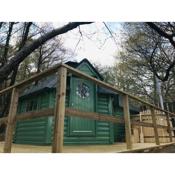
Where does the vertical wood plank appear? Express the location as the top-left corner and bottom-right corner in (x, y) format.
(123, 94), (132, 149)
(150, 107), (160, 145)
(52, 66), (67, 153)
(165, 112), (173, 142)
(166, 104), (173, 142)
(139, 112), (144, 143)
(3, 88), (19, 153)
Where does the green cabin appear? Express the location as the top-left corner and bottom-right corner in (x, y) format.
(14, 59), (138, 145)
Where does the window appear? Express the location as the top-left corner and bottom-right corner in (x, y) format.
(26, 99), (37, 112)
(76, 82), (90, 99)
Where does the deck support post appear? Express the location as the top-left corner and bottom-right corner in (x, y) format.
(165, 112), (173, 142)
(123, 94), (132, 150)
(3, 88), (19, 153)
(52, 66), (67, 153)
(150, 107), (160, 145)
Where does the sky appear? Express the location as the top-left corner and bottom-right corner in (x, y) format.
(53, 22), (122, 66)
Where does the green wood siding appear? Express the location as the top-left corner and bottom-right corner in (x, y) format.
(69, 77), (96, 137)
(14, 91), (52, 145)
(14, 93), (114, 145)
(113, 100), (139, 142)
(62, 94), (113, 145)
(78, 63), (96, 77)
(113, 107), (125, 142)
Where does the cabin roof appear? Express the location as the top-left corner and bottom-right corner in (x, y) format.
(66, 58), (104, 80)
(20, 76), (116, 97)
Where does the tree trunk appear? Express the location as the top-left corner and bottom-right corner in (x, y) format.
(10, 22), (33, 86)
(1, 22), (14, 67)
(153, 73), (158, 105)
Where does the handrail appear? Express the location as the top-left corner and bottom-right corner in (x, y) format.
(62, 63), (175, 117)
(0, 107), (169, 129)
(0, 63), (174, 117)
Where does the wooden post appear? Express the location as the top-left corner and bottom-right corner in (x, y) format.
(165, 104), (173, 142)
(52, 66), (67, 153)
(123, 94), (132, 150)
(165, 112), (173, 142)
(139, 112), (144, 143)
(3, 88), (19, 153)
(150, 107), (160, 145)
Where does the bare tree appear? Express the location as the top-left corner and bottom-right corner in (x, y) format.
(117, 23), (175, 106)
(0, 22), (92, 84)
(146, 22), (175, 81)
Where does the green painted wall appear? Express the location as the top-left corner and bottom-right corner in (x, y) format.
(113, 107), (125, 142)
(14, 91), (52, 145)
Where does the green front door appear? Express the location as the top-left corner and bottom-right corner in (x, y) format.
(69, 77), (95, 136)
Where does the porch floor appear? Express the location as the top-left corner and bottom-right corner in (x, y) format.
(0, 142), (169, 153)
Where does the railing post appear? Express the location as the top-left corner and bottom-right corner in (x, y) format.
(150, 107), (160, 145)
(165, 112), (173, 142)
(52, 66), (67, 153)
(3, 88), (19, 153)
(123, 94), (132, 150)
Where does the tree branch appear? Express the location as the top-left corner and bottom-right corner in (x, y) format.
(0, 22), (92, 84)
(146, 22), (175, 49)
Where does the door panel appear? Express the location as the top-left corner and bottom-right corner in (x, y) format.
(69, 78), (95, 136)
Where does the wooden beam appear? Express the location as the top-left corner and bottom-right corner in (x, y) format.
(0, 108), (169, 129)
(131, 113), (166, 117)
(3, 88), (19, 153)
(144, 136), (174, 138)
(123, 95), (132, 150)
(65, 108), (166, 128)
(65, 108), (124, 124)
(0, 108), (54, 125)
(52, 67), (67, 153)
(165, 112), (173, 142)
(16, 108), (54, 121)
(131, 121), (168, 129)
(150, 107), (160, 145)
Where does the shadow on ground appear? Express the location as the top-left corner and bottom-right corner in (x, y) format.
(132, 145), (175, 153)
(148, 145), (175, 153)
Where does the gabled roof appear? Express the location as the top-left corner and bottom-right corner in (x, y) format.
(66, 58), (103, 80)
(20, 58), (104, 97)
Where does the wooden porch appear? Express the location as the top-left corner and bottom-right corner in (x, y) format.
(0, 142), (171, 153)
(0, 63), (175, 153)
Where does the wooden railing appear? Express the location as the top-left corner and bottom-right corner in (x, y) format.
(0, 63), (175, 153)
